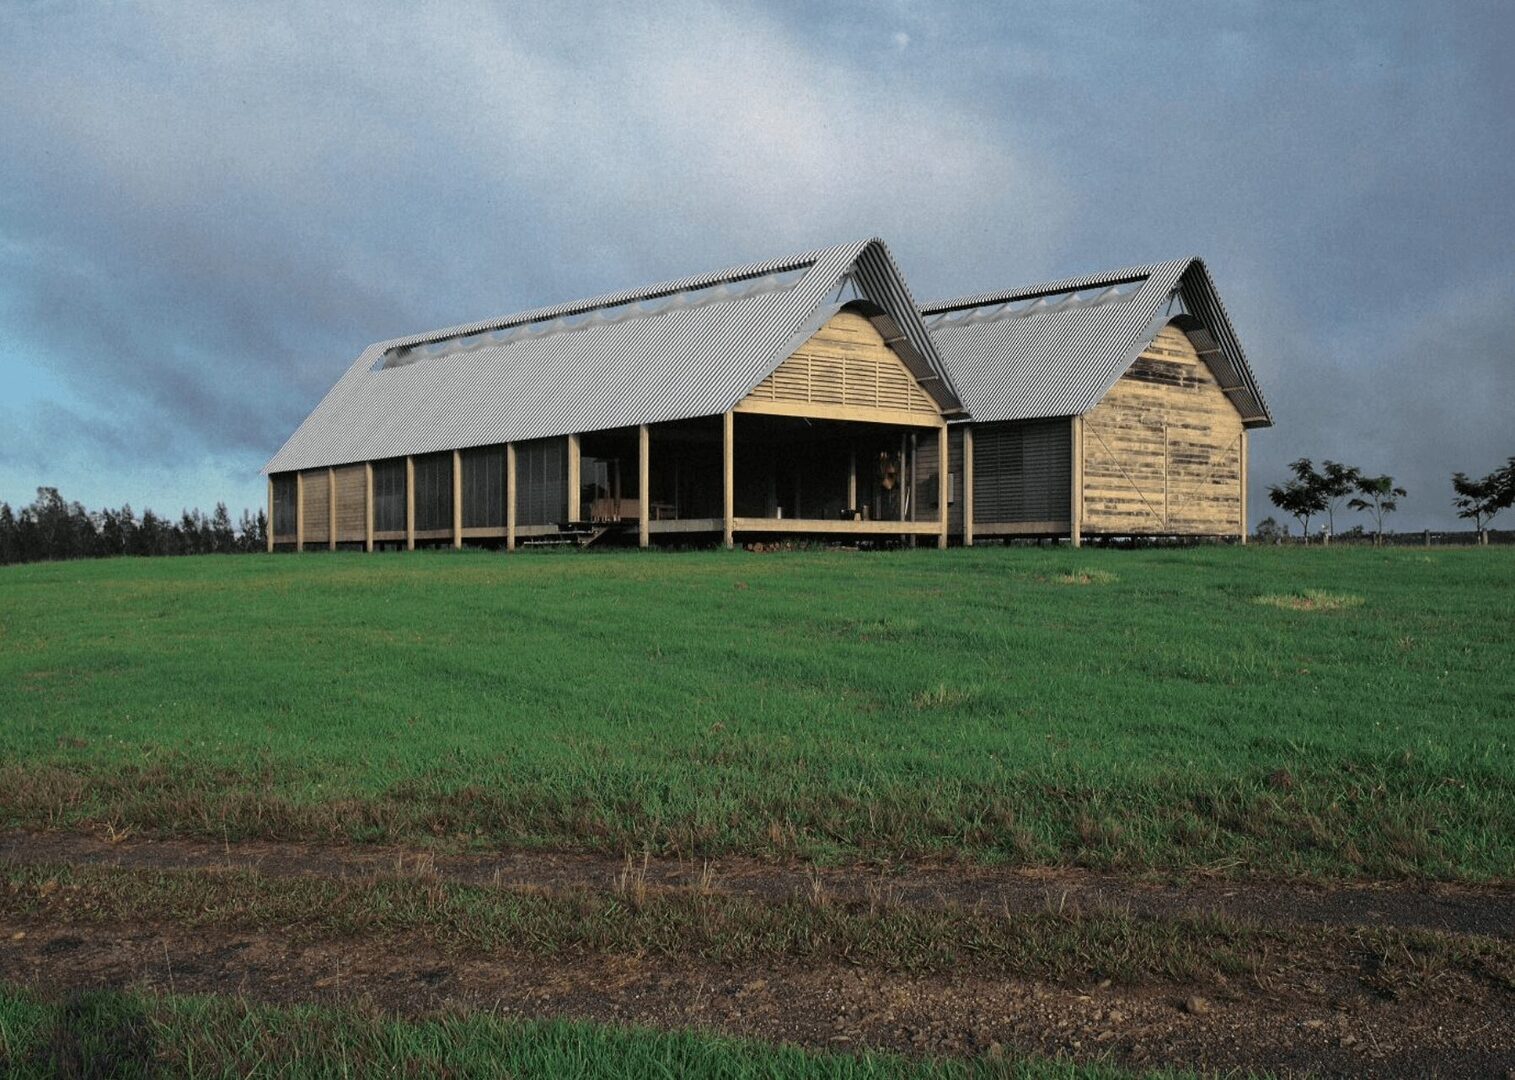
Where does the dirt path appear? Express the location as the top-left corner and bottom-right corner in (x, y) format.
(4, 830), (1511, 939)
(4, 830), (1514, 1077)
(2, 915), (1510, 1078)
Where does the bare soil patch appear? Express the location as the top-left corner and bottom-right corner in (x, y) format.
(5, 830), (1510, 940)
(2, 917), (1510, 1078)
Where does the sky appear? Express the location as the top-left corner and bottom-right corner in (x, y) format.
(2, 1), (1512, 531)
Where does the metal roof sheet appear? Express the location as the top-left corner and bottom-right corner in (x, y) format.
(922, 258), (1273, 428)
(264, 238), (961, 474)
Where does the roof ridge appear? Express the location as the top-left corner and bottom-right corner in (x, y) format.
(363, 238), (876, 363)
(919, 257), (1193, 315)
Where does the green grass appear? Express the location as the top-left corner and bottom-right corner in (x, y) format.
(1, 547), (1511, 878)
(0, 985), (1181, 1079)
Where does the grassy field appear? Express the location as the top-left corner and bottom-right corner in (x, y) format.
(0, 987), (1167, 1080)
(1, 546), (1511, 878)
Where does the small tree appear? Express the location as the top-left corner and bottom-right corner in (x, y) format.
(1317, 460), (1362, 535)
(1253, 516), (1287, 543)
(1268, 475), (1327, 540)
(1453, 460), (1515, 542)
(1348, 475), (1406, 545)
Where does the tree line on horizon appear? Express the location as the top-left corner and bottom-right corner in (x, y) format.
(0, 487), (266, 566)
(1264, 456), (1515, 543)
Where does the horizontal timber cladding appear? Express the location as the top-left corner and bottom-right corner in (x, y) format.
(1081, 323), (1244, 536)
(372, 458), (407, 533)
(461, 445), (507, 529)
(743, 310), (940, 416)
(301, 469), (330, 544)
(971, 419), (1071, 525)
(412, 451), (453, 534)
(515, 436), (568, 526)
(333, 464), (366, 543)
(271, 474), (297, 540)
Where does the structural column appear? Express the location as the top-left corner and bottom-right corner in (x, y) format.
(638, 424), (650, 549)
(505, 442), (517, 552)
(722, 410), (735, 549)
(266, 477), (274, 553)
(1069, 416), (1083, 548)
(1238, 430), (1249, 545)
(405, 455), (415, 551)
(327, 467), (337, 551)
(566, 434), (581, 522)
(847, 449), (857, 514)
(295, 471), (305, 552)
(937, 424), (949, 549)
(962, 425), (974, 547)
(452, 449), (463, 549)
(364, 462), (374, 552)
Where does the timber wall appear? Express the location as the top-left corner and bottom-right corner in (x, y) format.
(1080, 323), (1244, 536)
(743, 311), (939, 416)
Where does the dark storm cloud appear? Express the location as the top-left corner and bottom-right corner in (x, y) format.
(1, 1), (1511, 527)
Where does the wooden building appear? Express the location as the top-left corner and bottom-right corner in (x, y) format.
(265, 242), (1270, 550)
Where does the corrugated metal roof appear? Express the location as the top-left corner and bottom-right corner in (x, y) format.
(264, 238), (962, 474)
(921, 258), (1273, 429)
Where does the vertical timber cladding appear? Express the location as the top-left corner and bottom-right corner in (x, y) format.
(461, 446), (507, 529)
(411, 451), (454, 534)
(1081, 323), (1245, 536)
(911, 428), (955, 523)
(971, 419), (1072, 527)
(515, 436), (569, 526)
(300, 468), (331, 544)
(271, 474), (298, 542)
(743, 310), (940, 416)
(333, 464), (366, 543)
(371, 458), (407, 535)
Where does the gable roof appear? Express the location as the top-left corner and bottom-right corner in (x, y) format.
(264, 238), (962, 474)
(921, 257), (1272, 428)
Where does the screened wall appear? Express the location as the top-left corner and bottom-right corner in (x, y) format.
(515, 437), (568, 526)
(271, 474), (297, 538)
(412, 451), (453, 532)
(972, 419), (1071, 524)
(372, 458), (407, 533)
(461, 446), (507, 528)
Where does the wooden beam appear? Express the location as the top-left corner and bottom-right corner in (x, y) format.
(962, 426), (974, 547)
(327, 467), (337, 551)
(1238, 430), (1249, 545)
(566, 434), (581, 523)
(295, 471), (305, 552)
(364, 462), (374, 552)
(1069, 416), (1083, 548)
(731, 517), (943, 536)
(638, 424), (650, 549)
(506, 439), (518, 551)
(405, 455), (415, 551)
(452, 449), (463, 549)
(937, 424), (949, 549)
(733, 398), (945, 429)
(266, 477), (275, 552)
(722, 410), (734, 550)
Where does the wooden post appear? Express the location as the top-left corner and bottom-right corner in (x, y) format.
(1238, 430), (1248, 545)
(364, 462), (374, 552)
(1069, 416), (1083, 548)
(937, 423), (949, 549)
(506, 443), (517, 552)
(963, 425), (975, 547)
(722, 410), (735, 549)
(327, 467), (337, 551)
(566, 434), (581, 523)
(452, 449), (463, 549)
(638, 424), (650, 549)
(405, 455), (415, 551)
(847, 449), (857, 516)
(295, 471), (305, 552)
(266, 477), (275, 553)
